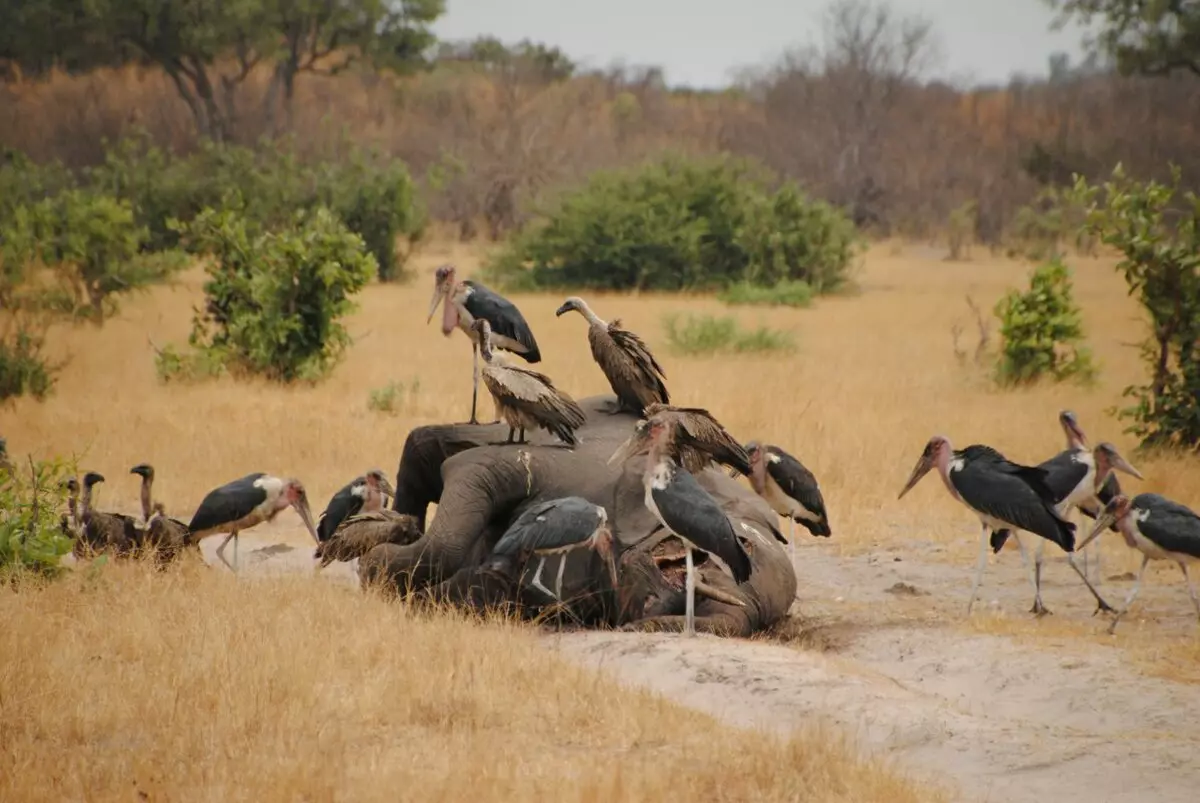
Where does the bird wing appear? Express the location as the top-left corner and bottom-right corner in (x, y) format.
(591, 321), (670, 410)
(493, 497), (604, 557)
(462, 281), (541, 362)
(1035, 450), (1090, 504)
(953, 458), (1075, 550)
(318, 513), (422, 563)
(317, 477), (365, 542)
(651, 468), (751, 583)
(765, 446), (828, 520)
(188, 473), (268, 532)
(1134, 494), (1200, 559)
(667, 406), (751, 476)
(483, 365), (586, 427)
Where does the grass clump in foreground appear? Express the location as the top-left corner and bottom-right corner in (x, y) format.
(0, 564), (942, 802)
(719, 279), (814, 308)
(664, 312), (796, 356)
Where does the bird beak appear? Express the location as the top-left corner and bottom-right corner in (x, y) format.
(294, 497), (320, 545)
(897, 454), (934, 500)
(426, 283), (444, 324)
(1109, 450), (1143, 481)
(607, 436), (634, 467)
(1077, 513), (1114, 552)
(378, 476), (396, 498)
(597, 530), (619, 591)
(554, 302), (572, 317)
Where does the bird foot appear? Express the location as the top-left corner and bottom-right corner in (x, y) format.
(1093, 601), (1117, 616)
(1030, 602), (1052, 617)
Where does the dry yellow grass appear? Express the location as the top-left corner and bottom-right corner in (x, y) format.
(3, 238), (1199, 796)
(0, 561), (940, 802)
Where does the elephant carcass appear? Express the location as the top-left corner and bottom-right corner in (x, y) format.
(359, 395), (798, 636)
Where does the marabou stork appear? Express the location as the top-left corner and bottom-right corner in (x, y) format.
(77, 472), (141, 559)
(554, 296), (669, 415)
(428, 264), (542, 425)
(188, 473), (319, 572)
(314, 510), (423, 569)
(741, 442), (831, 561)
(1052, 410), (1127, 582)
(130, 464), (194, 565)
(473, 318), (586, 446)
(316, 469), (395, 543)
(609, 403), (753, 477)
(619, 415), (752, 636)
(1012, 430), (1142, 615)
(897, 436), (1075, 614)
(1080, 494), (1200, 634)
(487, 497), (619, 602)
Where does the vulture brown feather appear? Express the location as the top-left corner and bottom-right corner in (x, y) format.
(314, 510), (423, 568)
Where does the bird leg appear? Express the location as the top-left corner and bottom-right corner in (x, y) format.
(517, 427), (526, 445)
(506, 427), (516, 444)
(1179, 563), (1200, 622)
(789, 518), (796, 565)
(554, 554), (568, 602)
(684, 546), (696, 637)
(966, 523), (990, 615)
(1032, 537), (1050, 616)
(1065, 553), (1115, 614)
(216, 531), (239, 573)
(1108, 554), (1150, 635)
(468, 343), (480, 425)
(530, 556), (556, 600)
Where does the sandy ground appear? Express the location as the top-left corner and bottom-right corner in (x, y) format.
(183, 521), (1200, 803)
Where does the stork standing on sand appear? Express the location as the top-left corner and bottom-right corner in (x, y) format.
(1052, 410), (1127, 582)
(616, 415), (752, 637)
(897, 436), (1076, 614)
(473, 319), (586, 446)
(487, 497), (619, 602)
(188, 473), (319, 572)
(741, 441), (831, 561)
(427, 264), (542, 425)
(555, 296), (669, 416)
(1080, 494), (1200, 634)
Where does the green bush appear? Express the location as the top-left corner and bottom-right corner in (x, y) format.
(0, 453), (77, 582)
(0, 150), (75, 227)
(170, 205), (376, 383)
(662, 313), (795, 356)
(994, 258), (1094, 386)
(367, 378), (421, 414)
(0, 322), (58, 402)
(1069, 165), (1200, 451)
(484, 155), (859, 293)
(718, 279), (813, 308)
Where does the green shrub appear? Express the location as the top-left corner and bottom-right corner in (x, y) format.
(484, 154), (859, 293)
(152, 342), (228, 384)
(367, 378), (421, 414)
(994, 258), (1094, 386)
(946, 200), (977, 261)
(718, 279), (813, 308)
(1005, 186), (1096, 262)
(0, 453), (77, 582)
(1069, 165), (1200, 451)
(663, 313), (795, 356)
(0, 150), (75, 227)
(170, 206), (376, 383)
(0, 321), (58, 402)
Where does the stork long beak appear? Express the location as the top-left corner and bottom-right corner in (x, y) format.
(378, 476), (396, 498)
(294, 497), (320, 545)
(426, 283), (445, 324)
(1108, 450), (1144, 481)
(607, 436), (636, 467)
(1077, 513), (1114, 552)
(897, 454), (934, 500)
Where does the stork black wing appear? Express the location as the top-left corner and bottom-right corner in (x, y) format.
(462, 281), (541, 362)
(651, 469), (751, 583)
(764, 445), (831, 536)
(952, 456), (1075, 551)
(317, 476), (366, 542)
(1036, 449), (1090, 505)
(493, 497), (605, 557)
(1133, 494), (1200, 559)
(188, 472), (268, 533)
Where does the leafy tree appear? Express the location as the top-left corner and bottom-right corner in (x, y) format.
(170, 205), (376, 382)
(1047, 0), (1200, 77)
(994, 258), (1094, 385)
(0, 453), (77, 582)
(1069, 165), (1200, 450)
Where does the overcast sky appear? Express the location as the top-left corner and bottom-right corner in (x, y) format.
(434, 0), (1089, 88)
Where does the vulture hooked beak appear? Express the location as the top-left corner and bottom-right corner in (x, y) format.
(554, 300), (574, 317)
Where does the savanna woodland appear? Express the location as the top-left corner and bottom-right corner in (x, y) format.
(3, 1), (1200, 801)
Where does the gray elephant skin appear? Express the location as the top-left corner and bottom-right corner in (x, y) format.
(358, 395), (798, 636)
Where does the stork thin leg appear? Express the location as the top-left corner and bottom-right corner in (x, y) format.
(1031, 537), (1050, 616)
(789, 519), (796, 565)
(684, 546), (696, 637)
(967, 523), (990, 615)
(530, 556), (555, 600)
(1108, 554), (1150, 635)
(1066, 553), (1115, 614)
(216, 531), (238, 573)
(1011, 533), (1046, 615)
(554, 553), (568, 602)
(1091, 533), (1104, 586)
(469, 344), (480, 425)
(1179, 563), (1200, 621)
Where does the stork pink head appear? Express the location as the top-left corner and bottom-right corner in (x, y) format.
(898, 435), (953, 500)
(1093, 442), (1143, 484)
(1059, 410), (1087, 450)
(1078, 493), (1133, 552)
(282, 479), (320, 545)
(427, 264), (459, 327)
